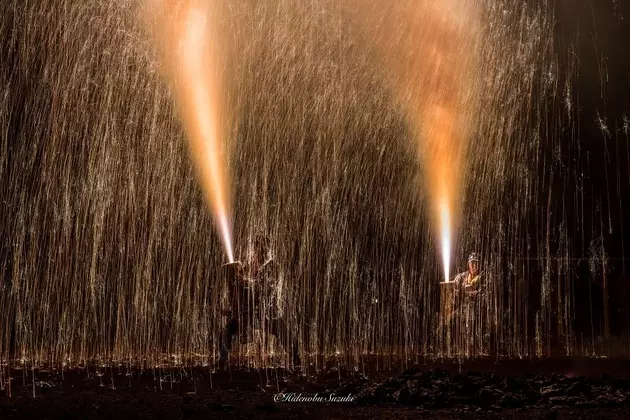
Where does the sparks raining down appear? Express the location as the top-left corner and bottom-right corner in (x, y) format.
(0, 0), (629, 369)
(144, 0), (234, 262)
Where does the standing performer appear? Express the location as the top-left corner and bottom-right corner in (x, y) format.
(449, 252), (492, 355)
(218, 237), (300, 367)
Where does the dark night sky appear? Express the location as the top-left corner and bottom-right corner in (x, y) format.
(554, 0), (630, 257)
(551, 0), (630, 332)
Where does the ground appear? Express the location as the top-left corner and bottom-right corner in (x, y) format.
(2, 357), (630, 419)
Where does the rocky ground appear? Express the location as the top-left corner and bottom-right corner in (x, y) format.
(2, 357), (630, 418)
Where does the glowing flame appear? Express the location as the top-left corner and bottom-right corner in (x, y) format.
(422, 101), (460, 284)
(352, 0), (478, 284)
(145, 0), (234, 262)
(179, 6), (234, 262)
(440, 197), (451, 282)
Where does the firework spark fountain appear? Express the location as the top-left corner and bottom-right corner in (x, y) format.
(412, 0), (478, 286)
(349, 0), (480, 283)
(144, 0), (234, 262)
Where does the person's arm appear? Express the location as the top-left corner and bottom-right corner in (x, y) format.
(463, 272), (484, 296)
(451, 272), (462, 285)
(456, 272), (470, 286)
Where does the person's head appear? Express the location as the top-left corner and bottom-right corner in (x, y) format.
(468, 252), (480, 276)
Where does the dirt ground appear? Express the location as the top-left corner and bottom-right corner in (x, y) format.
(2, 357), (630, 419)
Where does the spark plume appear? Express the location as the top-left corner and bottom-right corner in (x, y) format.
(349, 0), (478, 284)
(440, 196), (452, 282)
(144, 0), (234, 262)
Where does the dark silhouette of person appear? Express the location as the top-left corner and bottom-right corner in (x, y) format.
(219, 237), (300, 367)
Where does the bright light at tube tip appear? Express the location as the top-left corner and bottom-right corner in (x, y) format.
(440, 198), (451, 283)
